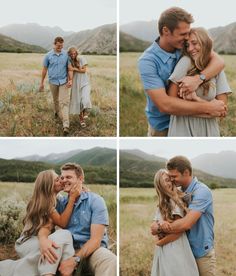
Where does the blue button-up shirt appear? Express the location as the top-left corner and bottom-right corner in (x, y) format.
(43, 49), (69, 85)
(185, 177), (214, 258)
(138, 38), (181, 131)
(56, 192), (109, 249)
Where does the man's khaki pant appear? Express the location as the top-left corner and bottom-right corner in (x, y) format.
(196, 249), (216, 276)
(88, 247), (117, 276)
(50, 83), (71, 128)
(147, 123), (168, 137)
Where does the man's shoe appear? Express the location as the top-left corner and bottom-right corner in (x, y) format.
(63, 127), (69, 136)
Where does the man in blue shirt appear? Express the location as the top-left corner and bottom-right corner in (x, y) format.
(138, 7), (226, 136)
(39, 163), (117, 276)
(151, 156), (216, 276)
(39, 37), (73, 136)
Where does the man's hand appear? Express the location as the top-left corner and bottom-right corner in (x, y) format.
(39, 238), (59, 264)
(58, 257), (77, 275)
(159, 221), (172, 233)
(150, 221), (159, 235)
(66, 80), (72, 88)
(208, 99), (227, 117)
(179, 75), (202, 95)
(39, 84), (44, 92)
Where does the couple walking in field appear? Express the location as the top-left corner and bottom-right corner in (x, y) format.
(40, 37), (92, 136)
(139, 7), (232, 137)
(151, 156), (215, 276)
(0, 163), (116, 276)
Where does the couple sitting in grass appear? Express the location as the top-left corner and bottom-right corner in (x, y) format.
(0, 163), (116, 276)
(39, 37), (92, 136)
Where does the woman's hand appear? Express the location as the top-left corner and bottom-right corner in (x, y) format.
(69, 183), (82, 201)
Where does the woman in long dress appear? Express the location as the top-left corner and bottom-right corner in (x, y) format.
(0, 170), (80, 276)
(68, 47), (92, 128)
(167, 27), (231, 137)
(151, 169), (199, 276)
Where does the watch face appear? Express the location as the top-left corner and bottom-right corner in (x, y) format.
(74, 256), (81, 263)
(200, 74), (206, 81)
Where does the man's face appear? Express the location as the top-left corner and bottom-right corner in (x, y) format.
(167, 169), (188, 187)
(165, 21), (190, 49)
(61, 169), (82, 193)
(54, 42), (64, 52)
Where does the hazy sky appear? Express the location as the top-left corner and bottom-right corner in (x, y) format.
(120, 0), (236, 28)
(0, 0), (116, 31)
(0, 138), (116, 159)
(120, 138), (236, 160)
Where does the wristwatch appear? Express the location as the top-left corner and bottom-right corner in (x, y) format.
(199, 73), (206, 83)
(74, 256), (81, 264)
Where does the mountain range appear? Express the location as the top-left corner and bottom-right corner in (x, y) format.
(0, 33), (46, 53)
(0, 147), (116, 184)
(120, 31), (150, 52)
(0, 23), (116, 55)
(120, 150), (236, 188)
(191, 151), (236, 179)
(120, 20), (236, 54)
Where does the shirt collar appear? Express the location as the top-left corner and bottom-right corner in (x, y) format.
(185, 176), (198, 193)
(153, 37), (180, 63)
(53, 49), (64, 56)
(74, 191), (89, 206)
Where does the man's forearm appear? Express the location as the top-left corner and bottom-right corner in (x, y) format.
(201, 51), (225, 80)
(158, 95), (222, 117)
(75, 239), (101, 258)
(38, 226), (51, 240)
(41, 67), (47, 84)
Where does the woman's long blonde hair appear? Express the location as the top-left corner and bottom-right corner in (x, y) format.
(68, 46), (80, 68)
(154, 169), (187, 222)
(22, 170), (56, 240)
(183, 27), (214, 95)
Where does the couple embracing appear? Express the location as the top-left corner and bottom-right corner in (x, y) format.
(40, 37), (92, 136)
(151, 156), (215, 276)
(139, 7), (232, 137)
(0, 163), (116, 276)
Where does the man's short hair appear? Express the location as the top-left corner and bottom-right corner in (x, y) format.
(166, 156), (192, 175)
(158, 7), (194, 35)
(61, 163), (84, 178)
(54, 36), (64, 44)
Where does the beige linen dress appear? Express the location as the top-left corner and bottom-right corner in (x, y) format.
(70, 56), (92, 114)
(0, 229), (74, 276)
(168, 56), (231, 137)
(151, 203), (199, 276)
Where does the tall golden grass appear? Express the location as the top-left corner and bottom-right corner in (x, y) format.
(120, 187), (236, 276)
(0, 53), (116, 136)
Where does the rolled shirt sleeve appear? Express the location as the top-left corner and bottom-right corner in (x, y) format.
(91, 196), (109, 226)
(188, 187), (212, 213)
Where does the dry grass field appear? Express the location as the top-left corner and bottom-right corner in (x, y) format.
(120, 188), (236, 276)
(0, 182), (117, 260)
(0, 53), (116, 136)
(120, 53), (236, 136)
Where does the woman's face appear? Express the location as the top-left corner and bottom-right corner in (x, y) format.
(186, 33), (201, 60)
(162, 173), (173, 191)
(70, 50), (77, 60)
(53, 173), (64, 193)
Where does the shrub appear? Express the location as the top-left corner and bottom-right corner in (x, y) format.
(0, 198), (26, 244)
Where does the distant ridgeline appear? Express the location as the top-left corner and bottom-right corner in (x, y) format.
(120, 21), (236, 54)
(0, 34), (46, 53)
(0, 23), (116, 55)
(120, 150), (236, 189)
(0, 147), (116, 184)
